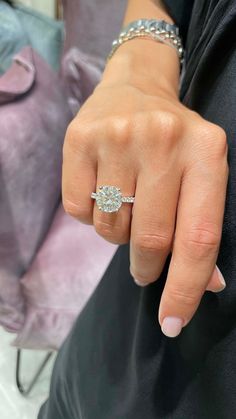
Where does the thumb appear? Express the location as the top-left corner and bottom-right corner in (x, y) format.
(206, 265), (226, 293)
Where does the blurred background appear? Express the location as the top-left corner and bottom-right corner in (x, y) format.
(0, 0), (121, 417)
(19, 0), (59, 18)
(1, 2), (69, 419)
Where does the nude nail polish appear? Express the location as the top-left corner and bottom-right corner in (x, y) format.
(216, 265), (226, 288)
(161, 316), (184, 338)
(133, 278), (148, 287)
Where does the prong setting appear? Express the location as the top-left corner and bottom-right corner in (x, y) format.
(91, 185), (135, 213)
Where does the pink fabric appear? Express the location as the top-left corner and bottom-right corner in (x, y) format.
(14, 206), (117, 350)
(10, 45), (116, 349)
(0, 46), (72, 332)
(61, 46), (104, 115)
(0, 48), (35, 103)
(1, 1), (127, 349)
(60, 0), (127, 112)
(62, 0), (127, 60)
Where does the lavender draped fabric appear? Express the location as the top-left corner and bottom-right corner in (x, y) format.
(0, 1), (126, 349)
(14, 205), (117, 350)
(0, 46), (71, 332)
(62, 0), (127, 60)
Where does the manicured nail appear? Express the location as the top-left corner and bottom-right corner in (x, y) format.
(216, 265), (226, 288)
(161, 317), (184, 338)
(133, 278), (148, 287)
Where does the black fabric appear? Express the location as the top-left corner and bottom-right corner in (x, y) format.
(164, 0), (195, 47)
(39, 1), (236, 418)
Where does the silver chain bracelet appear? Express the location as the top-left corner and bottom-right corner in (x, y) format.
(107, 19), (184, 65)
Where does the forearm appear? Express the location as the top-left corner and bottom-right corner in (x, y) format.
(102, 0), (180, 99)
(123, 0), (174, 25)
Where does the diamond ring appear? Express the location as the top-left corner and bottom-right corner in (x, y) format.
(91, 185), (135, 213)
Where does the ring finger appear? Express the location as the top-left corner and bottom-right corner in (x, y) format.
(93, 156), (136, 244)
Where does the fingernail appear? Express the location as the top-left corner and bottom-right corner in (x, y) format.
(133, 278), (148, 287)
(161, 317), (184, 338)
(216, 265), (226, 288)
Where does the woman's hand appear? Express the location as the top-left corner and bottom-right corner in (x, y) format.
(62, 52), (229, 338)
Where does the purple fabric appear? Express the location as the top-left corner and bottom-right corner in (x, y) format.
(13, 205), (117, 350)
(0, 48), (35, 104)
(61, 46), (104, 115)
(1, 1), (128, 349)
(10, 45), (116, 349)
(60, 0), (127, 114)
(0, 46), (72, 332)
(62, 0), (127, 61)
(60, 0), (127, 117)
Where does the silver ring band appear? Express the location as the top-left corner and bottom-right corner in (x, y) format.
(91, 185), (135, 213)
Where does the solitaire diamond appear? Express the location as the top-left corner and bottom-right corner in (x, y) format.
(91, 185), (135, 213)
(96, 186), (122, 213)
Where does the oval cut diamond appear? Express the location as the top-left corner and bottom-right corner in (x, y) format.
(96, 186), (122, 213)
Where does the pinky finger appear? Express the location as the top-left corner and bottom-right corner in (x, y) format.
(206, 265), (226, 293)
(170, 241), (225, 293)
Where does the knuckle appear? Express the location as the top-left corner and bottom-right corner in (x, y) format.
(94, 219), (112, 236)
(202, 124), (228, 159)
(133, 232), (172, 254)
(107, 116), (133, 146)
(64, 121), (79, 147)
(154, 111), (182, 143)
(212, 125), (227, 143)
(181, 223), (221, 259)
(167, 286), (199, 308)
(213, 135), (228, 158)
(94, 219), (125, 242)
(150, 110), (184, 155)
(63, 199), (91, 221)
(64, 119), (93, 153)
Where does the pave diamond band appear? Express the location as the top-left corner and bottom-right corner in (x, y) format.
(91, 186), (135, 213)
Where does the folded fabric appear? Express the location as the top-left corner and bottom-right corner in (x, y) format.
(0, 1), (28, 75)
(13, 205), (117, 350)
(0, 46), (72, 332)
(62, 0), (127, 62)
(60, 0), (127, 118)
(0, 0), (128, 349)
(15, 4), (64, 71)
(11, 46), (117, 350)
(61, 46), (104, 115)
(0, 2), (64, 74)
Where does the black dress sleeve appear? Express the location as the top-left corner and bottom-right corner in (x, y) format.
(162, 0), (195, 46)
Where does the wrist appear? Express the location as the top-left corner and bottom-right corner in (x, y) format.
(102, 37), (180, 100)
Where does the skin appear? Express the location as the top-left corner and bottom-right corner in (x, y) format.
(62, 0), (229, 336)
